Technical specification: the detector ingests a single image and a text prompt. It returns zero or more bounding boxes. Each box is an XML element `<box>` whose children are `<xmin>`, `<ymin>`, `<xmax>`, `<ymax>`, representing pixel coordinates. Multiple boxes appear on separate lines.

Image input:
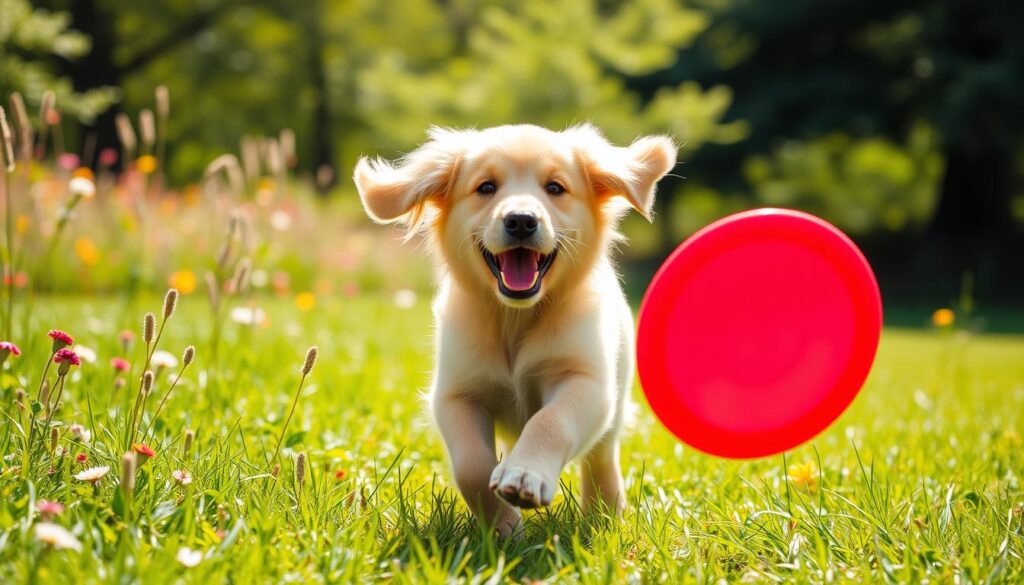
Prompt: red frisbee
<box><xmin>636</xmin><ymin>208</ymin><xmax>881</xmax><ymax>458</ymax></box>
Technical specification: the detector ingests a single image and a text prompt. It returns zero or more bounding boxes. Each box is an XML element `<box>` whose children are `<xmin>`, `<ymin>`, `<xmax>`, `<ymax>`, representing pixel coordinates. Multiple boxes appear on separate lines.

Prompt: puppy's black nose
<box><xmin>504</xmin><ymin>213</ymin><xmax>538</xmax><ymax>239</ymax></box>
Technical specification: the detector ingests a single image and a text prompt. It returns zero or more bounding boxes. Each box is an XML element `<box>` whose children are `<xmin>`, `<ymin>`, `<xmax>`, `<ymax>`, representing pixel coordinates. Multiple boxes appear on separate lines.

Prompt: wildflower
<box><xmin>74</xmin><ymin>466</ymin><xmax>110</xmax><ymax>484</ymax></box>
<box><xmin>132</xmin><ymin>443</ymin><xmax>155</xmax><ymax>465</ymax></box>
<box><xmin>69</xmin><ymin>424</ymin><xmax>92</xmax><ymax>443</ymax></box>
<box><xmin>270</xmin><ymin>210</ymin><xmax>292</xmax><ymax>231</ymax></box>
<box><xmin>143</xmin><ymin>313</ymin><xmax>156</xmax><ymax>344</ymax></box>
<box><xmin>334</xmin><ymin>469</ymin><xmax>347</xmax><ymax>481</ymax></box>
<box><xmin>302</xmin><ymin>346</ymin><xmax>318</xmax><ymax>376</ymax></box>
<box><xmin>53</xmin><ymin>348</ymin><xmax>81</xmax><ymax>375</ymax></box>
<box><xmin>111</xmin><ymin>357</ymin><xmax>130</xmax><ymax>372</ymax></box>
<box><xmin>75</xmin><ymin>453</ymin><xmax>87</xmax><ymax>464</ymax></box>
<box><xmin>74</xmin><ymin>238</ymin><xmax>100</xmax><ymax>266</ymax></box>
<box><xmin>151</xmin><ymin>350</ymin><xmax>178</xmax><ymax>370</ymax></box>
<box><xmin>98</xmin><ymin>147</ymin><xmax>119</xmax><ymax>167</ymax></box>
<box><xmin>230</xmin><ymin>306</ymin><xmax>266</xmax><ymax>326</ymax></box>
<box><xmin>176</xmin><ymin>547</ymin><xmax>203</xmax><ymax>567</ymax></box>
<box><xmin>163</xmin><ymin>288</ymin><xmax>179</xmax><ymax>320</ymax></box>
<box><xmin>68</xmin><ymin>176</ymin><xmax>96</xmax><ymax>199</ymax></box>
<box><xmin>115</xmin><ymin>329</ymin><xmax>133</xmax><ymax>349</ymax></box>
<box><xmin>393</xmin><ymin>289</ymin><xmax>417</xmax><ymax>309</ymax></box>
<box><xmin>36</xmin><ymin>501</ymin><xmax>65</xmax><ymax>517</ymax></box>
<box><xmin>57</xmin><ymin>153</ymin><xmax>79</xmax><ymax>171</ymax></box>
<box><xmin>295</xmin><ymin>292</ymin><xmax>316</xmax><ymax>311</ymax></box>
<box><xmin>74</xmin><ymin>345</ymin><xmax>97</xmax><ymax>364</ymax></box>
<box><xmin>787</xmin><ymin>461</ymin><xmax>818</xmax><ymax>491</ymax></box>
<box><xmin>48</xmin><ymin>330</ymin><xmax>74</xmax><ymax>352</ymax></box>
<box><xmin>136</xmin><ymin>155</ymin><xmax>157</xmax><ymax>174</ymax></box>
<box><xmin>0</xmin><ymin>341</ymin><xmax>21</xmax><ymax>363</ymax></box>
<box><xmin>168</xmin><ymin>270</ymin><xmax>196</xmax><ymax>295</ymax></box>
<box><xmin>172</xmin><ymin>469</ymin><xmax>193</xmax><ymax>485</ymax></box>
<box><xmin>932</xmin><ymin>308</ymin><xmax>955</xmax><ymax>328</ymax></box>
<box><xmin>34</xmin><ymin>522</ymin><xmax>82</xmax><ymax>552</ymax></box>
<box><xmin>121</xmin><ymin>453</ymin><xmax>136</xmax><ymax>493</ymax></box>
<box><xmin>182</xmin><ymin>345</ymin><xmax>195</xmax><ymax>367</ymax></box>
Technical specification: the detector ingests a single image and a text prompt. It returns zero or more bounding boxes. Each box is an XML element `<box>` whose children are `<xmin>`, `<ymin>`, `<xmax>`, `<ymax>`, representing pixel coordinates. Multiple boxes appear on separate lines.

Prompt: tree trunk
<box><xmin>305</xmin><ymin>0</ymin><xmax>336</xmax><ymax>195</ymax></box>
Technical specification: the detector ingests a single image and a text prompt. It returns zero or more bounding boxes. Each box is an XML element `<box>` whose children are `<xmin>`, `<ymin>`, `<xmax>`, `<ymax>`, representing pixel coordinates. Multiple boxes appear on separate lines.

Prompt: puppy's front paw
<box><xmin>489</xmin><ymin>463</ymin><xmax>556</xmax><ymax>509</ymax></box>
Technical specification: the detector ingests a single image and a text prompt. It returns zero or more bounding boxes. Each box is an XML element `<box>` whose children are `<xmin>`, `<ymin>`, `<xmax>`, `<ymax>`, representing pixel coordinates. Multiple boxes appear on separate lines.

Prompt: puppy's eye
<box><xmin>545</xmin><ymin>181</ymin><xmax>566</xmax><ymax>195</ymax></box>
<box><xmin>476</xmin><ymin>181</ymin><xmax>497</xmax><ymax>195</ymax></box>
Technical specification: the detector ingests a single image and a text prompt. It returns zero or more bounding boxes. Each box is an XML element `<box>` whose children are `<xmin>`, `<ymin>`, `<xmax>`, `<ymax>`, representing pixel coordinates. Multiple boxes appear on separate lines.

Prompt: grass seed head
<box><xmin>143</xmin><ymin>312</ymin><xmax>156</xmax><ymax>343</ymax></box>
<box><xmin>121</xmin><ymin>453</ymin><xmax>136</xmax><ymax>494</ymax></box>
<box><xmin>232</xmin><ymin>257</ymin><xmax>251</xmax><ymax>295</ymax></box>
<box><xmin>302</xmin><ymin>346</ymin><xmax>318</xmax><ymax>376</ymax></box>
<box><xmin>39</xmin><ymin>91</ymin><xmax>55</xmax><ymax>126</ymax></box>
<box><xmin>182</xmin><ymin>345</ymin><xmax>195</xmax><ymax>367</ymax></box>
<box><xmin>205</xmin><ymin>271</ymin><xmax>219</xmax><ymax>307</ymax></box>
<box><xmin>139</xmin><ymin>109</ymin><xmax>155</xmax><ymax>149</ymax></box>
<box><xmin>115</xmin><ymin>113</ymin><xmax>137</xmax><ymax>155</ymax></box>
<box><xmin>163</xmin><ymin>288</ymin><xmax>179</xmax><ymax>320</ymax></box>
<box><xmin>271</xmin><ymin>463</ymin><xmax>280</xmax><ymax>479</ymax></box>
<box><xmin>9</xmin><ymin>93</ymin><xmax>32</xmax><ymax>162</ymax></box>
<box><xmin>295</xmin><ymin>452</ymin><xmax>306</xmax><ymax>489</ymax></box>
<box><xmin>50</xmin><ymin>427</ymin><xmax>59</xmax><ymax>452</ymax></box>
<box><xmin>143</xmin><ymin>370</ymin><xmax>154</xmax><ymax>392</ymax></box>
<box><xmin>183</xmin><ymin>429</ymin><xmax>195</xmax><ymax>455</ymax></box>
<box><xmin>0</xmin><ymin>106</ymin><xmax>15</xmax><ymax>172</ymax></box>
<box><xmin>155</xmin><ymin>85</ymin><xmax>170</xmax><ymax>120</ymax></box>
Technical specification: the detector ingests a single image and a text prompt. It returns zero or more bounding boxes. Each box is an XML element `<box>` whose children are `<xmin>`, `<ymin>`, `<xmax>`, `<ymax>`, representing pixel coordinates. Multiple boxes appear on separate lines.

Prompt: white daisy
<box><xmin>34</xmin><ymin>522</ymin><xmax>82</xmax><ymax>551</ymax></box>
<box><xmin>74</xmin><ymin>465</ymin><xmax>110</xmax><ymax>484</ymax></box>
<box><xmin>176</xmin><ymin>546</ymin><xmax>203</xmax><ymax>567</ymax></box>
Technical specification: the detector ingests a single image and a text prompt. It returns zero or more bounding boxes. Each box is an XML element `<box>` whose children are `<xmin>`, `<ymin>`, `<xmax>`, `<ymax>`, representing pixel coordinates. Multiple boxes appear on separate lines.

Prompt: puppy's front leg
<box><xmin>432</xmin><ymin>395</ymin><xmax>522</xmax><ymax>536</ymax></box>
<box><xmin>490</xmin><ymin>375</ymin><xmax>612</xmax><ymax>509</ymax></box>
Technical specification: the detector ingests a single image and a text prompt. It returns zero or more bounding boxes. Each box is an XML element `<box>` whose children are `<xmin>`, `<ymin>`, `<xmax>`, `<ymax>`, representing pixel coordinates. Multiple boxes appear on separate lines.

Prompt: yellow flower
<box><xmin>72</xmin><ymin>167</ymin><xmax>95</xmax><ymax>181</ymax></box>
<box><xmin>74</xmin><ymin>237</ymin><xmax>100</xmax><ymax>266</ymax></box>
<box><xmin>932</xmin><ymin>308</ymin><xmax>955</xmax><ymax>327</ymax></box>
<box><xmin>136</xmin><ymin>155</ymin><xmax>158</xmax><ymax>174</ymax></box>
<box><xmin>295</xmin><ymin>291</ymin><xmax>316</xmax><ymax>311</ymax></box>
<box><xmin>15</xmin><ymin>215</ymin><xmax>30</xmax><ymax>234</ymax></box>
<box><xmin>168</xmin><ymin>270</ymin><xmax>197</xmax><ymax>295</ymax></box>
<box><xmin>787</xmin><ymin>461</ymin><xmax>818</xmax><ymax>491</ymax></box>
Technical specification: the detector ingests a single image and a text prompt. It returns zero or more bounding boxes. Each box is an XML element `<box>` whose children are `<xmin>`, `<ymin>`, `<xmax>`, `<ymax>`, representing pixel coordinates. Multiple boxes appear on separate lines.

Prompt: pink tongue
<box><xmin>498</xmin><ymin>249</ymin><xmax>540</xmax><ymax>291</ymax></box>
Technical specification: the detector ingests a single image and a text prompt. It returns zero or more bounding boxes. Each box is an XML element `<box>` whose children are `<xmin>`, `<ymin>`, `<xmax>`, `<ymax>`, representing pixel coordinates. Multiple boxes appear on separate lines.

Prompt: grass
<box><xmin>0</xmin><ymin>293</ymin><xmax>1022</xmax><ymax>583</ymax></box>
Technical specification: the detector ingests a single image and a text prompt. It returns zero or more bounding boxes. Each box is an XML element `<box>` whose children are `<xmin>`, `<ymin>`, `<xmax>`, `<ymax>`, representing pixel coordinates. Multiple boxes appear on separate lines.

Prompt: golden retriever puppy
<box><xmin>353</xmin><ymin>124</ymin><xmax>676</xmax><ymax>535</ymax></box>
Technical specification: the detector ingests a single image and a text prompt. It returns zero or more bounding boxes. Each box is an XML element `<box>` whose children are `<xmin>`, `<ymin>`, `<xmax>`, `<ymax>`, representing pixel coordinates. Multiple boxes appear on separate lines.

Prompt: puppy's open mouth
<box><xmin>481</xmin><ymin>246</ymin><xmax>557</xmax><ymax>299</ymax></box>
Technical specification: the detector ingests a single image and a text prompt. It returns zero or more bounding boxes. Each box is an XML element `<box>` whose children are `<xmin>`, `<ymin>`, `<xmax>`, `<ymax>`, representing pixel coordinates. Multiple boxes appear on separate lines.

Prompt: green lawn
<box><xmin>1</xmin><ymin>294</ymin><xmax>1022</xmax><ymax>583</ymax></box>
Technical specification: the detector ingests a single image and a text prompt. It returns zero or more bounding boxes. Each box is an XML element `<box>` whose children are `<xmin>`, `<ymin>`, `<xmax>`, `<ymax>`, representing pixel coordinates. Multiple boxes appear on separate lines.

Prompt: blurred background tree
<box><xmin>6</xmin><ymin>0</ymin><xmax>1024</xmax><ymax>311</ymax></box>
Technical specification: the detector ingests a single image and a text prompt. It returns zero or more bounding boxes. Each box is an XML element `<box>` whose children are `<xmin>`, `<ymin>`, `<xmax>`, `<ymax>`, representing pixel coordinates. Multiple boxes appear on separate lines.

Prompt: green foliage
<box><xmin>0</xmin><ymin>0</ymin><xmax>117</xmax><ymax>122</ymax></box>
<box><xmin>744</xmin><ymin>124</ymin><xmax>943</xmax><ymax>233</ymax></box>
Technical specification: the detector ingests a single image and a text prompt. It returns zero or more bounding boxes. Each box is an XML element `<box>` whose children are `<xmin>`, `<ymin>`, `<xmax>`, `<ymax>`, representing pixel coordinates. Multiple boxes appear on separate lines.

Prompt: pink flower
<box><xmin>36</xmin><ymin>501</ymin><xmax>65</xmax><ymax>517</ymax></box>
<box><xmin>111</xmin><ymin>357</ymin><xmax>130</xmax><ymax>372</ymax></box>
<box><xmin>132</xmin><ymin>443</ymin><xmax>155</xmax><ymax>465</ymax></box>
<box><xmin>98</xmin><ymin>148</ymin><xmax>119</xmax><ymax>167</ymax></box>
<box><xmin>75</xmin><ymin>453</ymin><xmax>87</xmax><ymax>464</ymax></box>
<box><xmin>0</xmin><ymin>341</ymin><xmax>20</xmax><ymax>361</ymax></box>
<box><xmin>53</xmin><ymin>348</ymin><xmax>81</xmax><ymax>366</ymax></box>
<box><xmin>57</xmin><ymin>153</ymin><xmax>80</xmax><ymax>171</ymax></box>
<box><xmin>47</xmin><ymin>330</ymin><xmax>74</xmax><ymax>351</ymax></box>
<box><xmin>53</xmin><ymin>348</ymin><xmax>81</xmax><ymax>375</ymax></box>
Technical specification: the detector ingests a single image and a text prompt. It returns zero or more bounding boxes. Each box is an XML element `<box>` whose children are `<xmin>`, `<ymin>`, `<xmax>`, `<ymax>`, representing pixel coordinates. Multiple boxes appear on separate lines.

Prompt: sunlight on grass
<box><xmin>1</xmin><ymin>295</ymin><xmax>1021</xmax><ymax>582</ymax></box>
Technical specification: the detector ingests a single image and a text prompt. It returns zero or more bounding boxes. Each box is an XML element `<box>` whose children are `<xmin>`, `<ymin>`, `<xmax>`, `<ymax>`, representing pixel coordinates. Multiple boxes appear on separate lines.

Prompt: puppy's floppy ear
<box><xmin>353</xmin><ymin>127</ymin><xmax>464</xmax><ymax>226</ymax></box>
<box><xmin>571</xmin><ymin>124</ymin><xmax>677</xmax><ymax>221</ymax></box>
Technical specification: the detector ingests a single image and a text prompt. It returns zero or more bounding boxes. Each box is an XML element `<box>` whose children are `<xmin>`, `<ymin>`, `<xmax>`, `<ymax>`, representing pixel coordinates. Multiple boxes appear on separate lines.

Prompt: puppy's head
<box><xmin>354</xmin><ymin>124</ymin><xmax>676</xmax><ymax>308</ymax></box>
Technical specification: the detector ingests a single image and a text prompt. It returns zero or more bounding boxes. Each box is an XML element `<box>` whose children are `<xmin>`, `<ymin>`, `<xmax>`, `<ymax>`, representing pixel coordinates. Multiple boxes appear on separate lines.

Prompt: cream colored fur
<box><xmin>354</xmin><ymin>124</ymin><xmax>676</xmax><ymax>536</ymax></box>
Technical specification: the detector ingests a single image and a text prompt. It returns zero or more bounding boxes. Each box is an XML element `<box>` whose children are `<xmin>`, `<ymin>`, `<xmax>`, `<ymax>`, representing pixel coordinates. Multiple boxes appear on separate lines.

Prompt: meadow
<box><xmin>0</xmin><ymin>294</ymin><xmax>1022</xmax><ymax>583</ymax></box>
<box><xmin>0</xmin><ymin>94</ymin><xmax>1022</xmax><ymax>583</ymax></box>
